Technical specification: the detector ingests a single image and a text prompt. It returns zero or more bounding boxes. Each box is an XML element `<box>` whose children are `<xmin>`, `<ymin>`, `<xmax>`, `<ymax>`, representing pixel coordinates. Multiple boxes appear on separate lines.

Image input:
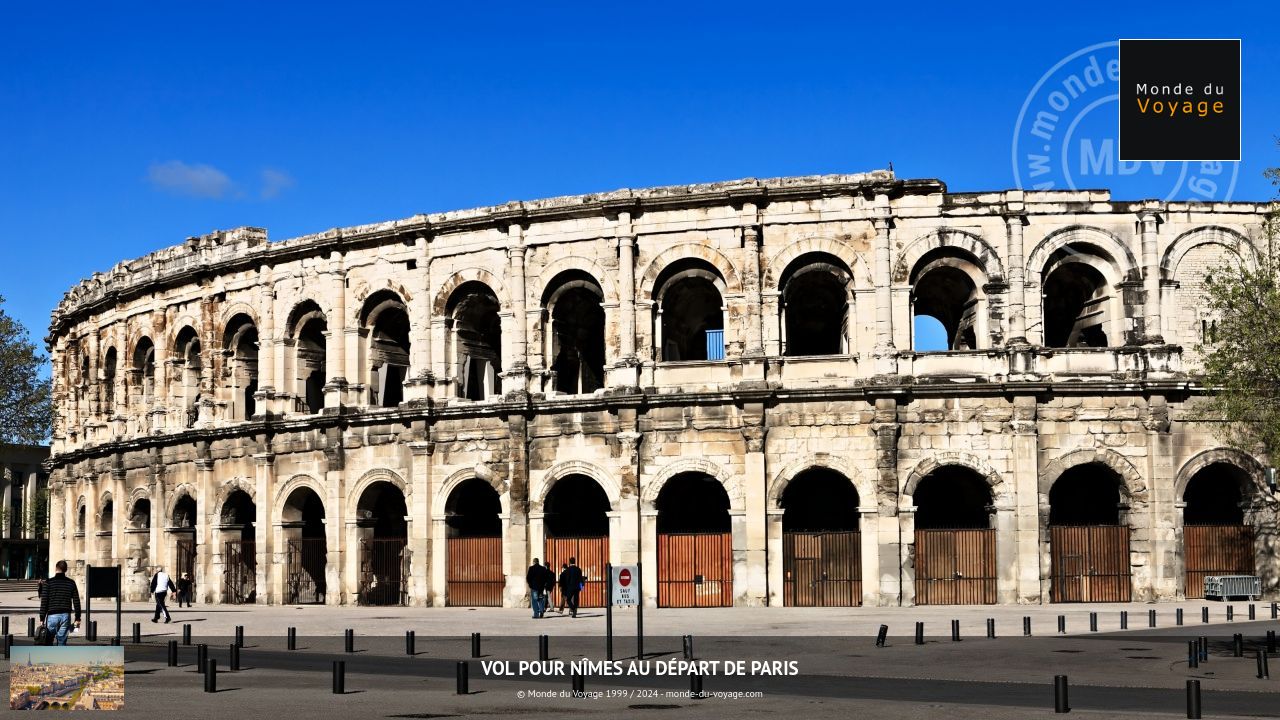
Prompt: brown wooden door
<box><xmin>222</xmin><ymin>540</ymin><xmax>256</xmax><ymax>604</ymax></box>
<box><xmin>1184</xmin><ymin>525</ymin><xmax>1255</xmax><ymax>599</ymax></box>
<box><xmin>446</xmin><ymin>536</ymin><xmax>504</xmax><ymax>607</ymax></box>
<box><xmin>360</xmin><ymin>538</ymin><xmax>408</xmax><ymax>606</ymax></box>
<box><xmin>544</xmin><ymin>536</ymin><xmax>608</xmax><ymax>608</ymax></box>
<box><xmin>783</xmin><ymin>531</ymin><xmax>862</xmax><ymax>607</ymax></box>
<box><xmin>915</xmin><ymin>529</ymin><xmax>996</xmax><ymax>605</ymax></box>
<box><xmin>1050</xmin><ymin>525</ymin><xmax>1131</xmax><ymax>602</ymax></box>
<box><xmin>658</xmin><ymin>532</ymin><xmax>732</xmax><ymax>607</ymax></box>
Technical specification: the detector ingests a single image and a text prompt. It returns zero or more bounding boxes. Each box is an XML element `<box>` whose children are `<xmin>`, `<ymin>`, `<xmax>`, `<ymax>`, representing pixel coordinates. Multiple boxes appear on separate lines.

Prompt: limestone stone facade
<box><xmin>44</xmin><ymin>171</ymin><xmax>1280</xmax><ymax>606</ymax></box>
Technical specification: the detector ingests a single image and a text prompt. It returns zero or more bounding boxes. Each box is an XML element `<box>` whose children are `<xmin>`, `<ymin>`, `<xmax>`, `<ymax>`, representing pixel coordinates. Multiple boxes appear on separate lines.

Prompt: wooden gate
<box><xmin>657</xmin><ymin>532</ymin><xmax>732</xmax><ymax>608</ymax></box>
<box><xmin>544</xmin><ymin>536</ymin><xmax>608</xmax><ymax>608</ymax></box>
<box><xmin>222</xmin><ymin>540</ymin><xmax>256</xmax><ymax>604</ymax></box>
<box><xmin>914</xmin><ymin>529</ymin><xmax>997</xmax><ymax>605</ymax></box>
<box><xmin>1050</xmin><ymin>525</ymin><xmax>1132</xmax><ymax>602</ymax></box>
<box><xmin>359</xmin><ymin>538</ymin><xmax>408</xmax><ymax>606</ymax></box>
<box><xmin>285</xmin><ymin>538</ymin><xmax>327</xmax><ymax>605</ymax></box>
<box><xmin>1184</xmin><ymin>525</ymin><xmax>1255</xmax><ymax>599</ymax></box>
<box><xmin>783</xmin><ymin>531</ymin><xmax>862</xmax><ymax>607</ymax></box>
<box><xmin>175</xmin><ymin>536</ymin><xmax>196</xmax><ymax>582</ymax></box>
<box><xmin>446</xmin><ymin>536</ymin><xmax>504</xmax><ymax>607</ymax></box>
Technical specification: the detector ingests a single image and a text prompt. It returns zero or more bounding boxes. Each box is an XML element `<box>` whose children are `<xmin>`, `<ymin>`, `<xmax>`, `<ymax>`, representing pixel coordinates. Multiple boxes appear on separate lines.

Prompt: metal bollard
<box><xmin>1233</xmin><ymin>633</ymin><xmax>1244</xmax><ymax>657</ymax></box>
<box><xmin>167</xmin><ymin>640</ymin><xmax>178</xmax><ymax>667</ymax></box>
<box><xmin>235</xmin><ymin>625</ymin><xmax>244</xmax><ymax>648</ymax></box>
<box><xmin>1024</xmin><ymin>616</ymin><xmax>1032</xmax><ymax>636</ymax></box>
<box><xmin>1249</xmin><ymin>604</ymin><xmax>1256</xmax><ymax>620</ymax></box>
<box><xmin>2</xmin><ymin>633</ymin><xmax>10</xmax><ymax>660</ymax></box>
<box><xmin>1177</xmin><ymin>608</ymin><xmax>1184</xmax><ymax>626</ymax></box>
<box><xmin>183</xmin><ymin>624</ymin><xmax>192</xmax><ymax>645</ymax></box>
<box><xmin>1268</xmin><ymin>630</ymin><xmax>1277</xmax><ymax>655</ymax></box>
<box><xmin>1228</xmin><ymin>606</ymin><xmax>1234</xmax><ymax>622</ymax></box>
<box><xmin>690</xmin><ymin>673</ymin><xmax>703</xmax><ymax>698</ymax></box>
<box><xmin>1150</xmin><ymin>609</ymin><xmax>1157</xmax><ymax>628</ymax></box>
<box><xmin>1186</xmin><ymin>679</ymin><xmax>1201</xmax><ymax>719</ymax></box>
<box><xmin>1258</xmin><ymin>649</ymin><xmax>1270</xmax><ymax>679</ymax></box>
<box><xmin>1202</xmin><ymin>607</ymin><xmax>1209</xmax><ymax>624</ymax></box>
<box><xmin>572</xmin><ymin>672</ymin><xmax>585</xmax><ymax>694</ymax></box>
<box><xmin>538</xmin><ymin>634</ymin><xmax>549</xmax><ymax>661</ymax></box>
<box><xmin>1090</xmin><ymin>612</ymin><xmax>1098</xmax><ymax>632</ymax></box>
<box><xmin>230</xmin><ymin>643</ymin><xmax>240</xmax><ymax>671</ymax></box>
<box><xmin>875</xmin><ymin>624</ymin><xmax>888</xmax><ymax>648</ymax></box>
<box><xmin>682</xmin><ymin>635</ymin><xmax>693</xmax><ymax>660</ymax></box>
<box><xmin>951</xmin><ymin>619</ymin><xmax>960</xmax><ymax>642</ymax></box>
<box><xmin>456</xmin><ymin>661</ymin><xmax>469</xmax><ymax>695</ymax></box>
<box><xmin>204</xmin><ymin>659</ymin><xmax>217</xmax><ymax>693</ymax></box>
<box><xmin>132</xmin><ymin>622</ymin><xmax>141</xmax><ymax>644</ymax></box>
<box><xmin>197</xmin><ymin>644</ymin><xmax>208</xmax><ymax>674</ymax></box>
<box><xmin>1</xmin><ymin>616</ymin><xmax>7</xmax><ymax>636</ymax></box>
<box><xmin>344</xmin><ymin>628</ymin><xmax>354</xmax><ymax>653</ymax></box>
<box><xmin>1272</xmin><ymin>602</ymin><xmax>1278</xmax><ymax>620</ymax></box>
<box><xmin>1188</xmin><ymin>640</ymin><xmax>1198</xmax><ymax>668</ymax></box>
<box><xmin>332</xmin><ymin>660</ymin><xmax>345</xmax><ymax>694</ymax></box>
<box><xmin>915</xmin><ymin>622</ymin><xmax>924</xmax><ymax>645</ymax></box>
<box><xmin>471</xmin><ymin>632</ymin><xmax>481</xmax><ymax>658</ymax></box>
<box><xmin>986</xmin><ymin>618</ymin><xmax>995</xmax><ymax>639</ymax></box>
<box><xmin>1053</xmin><ymin>675</ymin><xmax>1069</xmax><ymax>713</ymax></box>
<box><xmin>1199</xmin><ymin>636</ymin><xmax>1208</xmax><ymax>662</ymax></box>
<box><xmin>28</xmin><ymin>617</ymin><xmax>35</xmax><ymax>637</ymax></box>
<box><xmin>1058</xmin><ymin>615</ymin><xmax>1066</xmax><ymax>634</ymax></box>
<box><xmin>88</xmin><ymin>620</ymin><xmax>97</xmax><ymax>641</ymax></box>
<box><xmin>1120</xmin><ymin>611</ymin><xmax>1128</xmax><ymax>630</ymax></box>
<box><xmin>287</xmin><ymin>627</ymin><xmax>297</xmax><ymax>651</ymax></box>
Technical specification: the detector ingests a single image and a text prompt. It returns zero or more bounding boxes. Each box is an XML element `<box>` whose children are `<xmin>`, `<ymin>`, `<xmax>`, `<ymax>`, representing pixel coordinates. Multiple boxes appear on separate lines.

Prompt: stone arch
<box><xmin>893</xmin><ymin>228</ymin><xmax>1006</xmax><ymax>284</ymax></box>
<box><xmin>75</xmin><ymin>495</ymin><xmax>87</xmax><ymax>532</ymax></box>
<box><xmin>902</xmin><ymin>452</ymin><xmax>1012</xmax><ymax>507</ymax></box>
<box><xmin>212</xmin><ymin>477</ymin><xmax>257</xmax><ymax>524</ymax></box>
<box><xmin>283</xmin><ymin>298</ymin><xmax>332</xmax><ymax>336</ymax></box>
<box><xmin>432</xmin><ymin>267</ymin><xmax>508</xmax><ymax>314</ymax></box>
<box><xmin>765</xmin><ymin>235</ymin><xmax>871</xmax><ymax>291</ymax></box>
<box><xmin>217</xmin><ymin>302</ymin><xmax>260</xmax><ymax>330</ymax></box>
<box><xmin>350</xmin><ymin>278</ymin><xmax>413</xmax><ymax>328</ymax></box>
<box><xmin>537</xmin><ymin>255</ymin><xmax>619</xmax><ymax>305</ymax></box>
<box><xmin>638</xmin><ymin>243</ymin><xmax>743</xmax><ymax>300</ymax></box>
<box><xmin>768</xmin><ymin>454</ymin><xmax>874</xmax><ymax>510</ymax></box>
<box><xmin>127</xmin><ymin>486</ymin><xmax>152</xmax><ymax>529</ymax></box>
<box><xmin>534</xmin><ymin>460</ymin><xmax>621</xmax><ymax>512</ymax></box>
<box><xmin>347</xmin><ymin>468</ymin><xmax>411</xmax><ymax>511</ymax></box>
<box><xmin>1161</xmin><ymin>226</ymin><xmax>1256</xmax><ymax>282</ymax></box>
<box><xmin>1026</xmin><ymin>225</ymin><xmax>1140</xmax><ymax>282</ymax></box>
<box><xmin>274</xmin><ymin>473</ymin><xmax>329</xmax><ymax>516</ymax></box>
<box><xmin>641</xmin><ymin>457</ymin><xmax>743</xmax><ymax>510</ymax></box>
<box><xmin>1038</xmin><ymin>448</ymin><xmax>1147</xmax><ymax>500</ymax></box>
<box><xmin>165</xmin><ymin>483</ymin><xmax>198</xmax><ymax>526</ymax></box>
<box><xmin>1174</xmin><ymin>447</ymin><xmax>1268</xmax><ymax>499</ymax></box>
<box><xmin>168</xmin><ymin>318</ymin><xmax>202</xmax><ymax>356</ymax></box>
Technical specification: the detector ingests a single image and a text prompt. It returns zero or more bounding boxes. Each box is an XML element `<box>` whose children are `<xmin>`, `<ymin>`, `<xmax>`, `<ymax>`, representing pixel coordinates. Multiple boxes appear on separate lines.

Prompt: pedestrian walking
<box><xmin>555</xmin><ymin>563</ymin><xmax>569</xmax><ymax>613</ymax></box>
<box><xmin>559</xmin><ymin>557</ymin><xmax>585</xmax><ymax>618</ymax></box>
<box><xmin>527</xmin><ymin>558</ymin><xmax>551</xmax><ymax>619</ymax></box>
<box><xmin>150</xmin><ymin>566</ymin><xmax>177</xmax><ymax>623</ymax></box>
<box><xmin>176</xmin><ymin>572</ymin><xmax>194</xmax><ymax>607</ymax></box>
<box><xmin>39</xmin><ymin>560</ymin><xmax>81</xmax><ymax>645</ymax></box>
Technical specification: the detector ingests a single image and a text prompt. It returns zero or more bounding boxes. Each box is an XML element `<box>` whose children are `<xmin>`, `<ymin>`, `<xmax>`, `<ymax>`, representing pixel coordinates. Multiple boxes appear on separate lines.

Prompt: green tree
<box><xmin>0</xmin><ymin>295</ymin><xmax>52</xmax><ymax>444</ymax></box>
<box><xmin>1197</xmin><ymin>165</ymin><xmax>1280</xmax><ymax>460</ymax></box>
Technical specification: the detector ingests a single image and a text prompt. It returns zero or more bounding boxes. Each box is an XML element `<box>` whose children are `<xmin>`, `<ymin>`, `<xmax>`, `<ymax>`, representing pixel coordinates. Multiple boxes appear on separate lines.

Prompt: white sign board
<box><xmin>611</xmin><ymin>564</ymin><xmax>639</xmax><ymax>606</ymax></box>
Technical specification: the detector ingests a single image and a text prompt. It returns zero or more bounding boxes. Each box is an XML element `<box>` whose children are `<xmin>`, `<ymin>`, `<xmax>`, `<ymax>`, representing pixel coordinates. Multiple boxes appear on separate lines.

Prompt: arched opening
<box><xmin>96</xmin><ymin>498</ymin><xmax>114</xmax><ymax>564</ymax></box>
<box><xmin>656</xmin><ymin>472</ymin><xmax>732</xmax><ymax>607</ymax></box>
<box><xmin>288</xmin><ymin>302</ymin><xmax>328</xmax><ymax>414</ymax></box>
<box><xmin>1048</xmin><ymin>463</ymin><xmax>1131</xmax><ymax>602</ymax></box>
<box><xmin>1182</xmin><ymin>462</ymin><xmax>1256</xmax><ymax>598</ymax></box>
<box><xmin>223</xmin><ymin>315</ymin><xmax>259</xmax><ymax>421</ymax></box>
<box><xmin>102</xmin><ymin>347</ymin><xmax>117</xmax><ymax>415</ymax></box>
<box><xmin>282</xmin><ymin>487</ymin><xmax>327</xmax><ymax>604</ymax></box>
<box><xmin>447</xmin><ymin>282</ymin><xmax>502</xmax><ymax>400</ymax></box>
<box><xmin>543</xmin><ymin>272</ymin><xmax>606</xmax><ymax>395</ymax></box>
<box><xmin>172</xmin><ymin>326</ymin><xmax>203</xmax><ymax>428</ymax></box>
<box><xmin>218</xmin><ymin>489</ymin><xmax>256</xmax><ymax>604</ymax></box>
<box><xmin>780</xmin><ymin>469</ymin><xmax>861</xmax><ymax>606</ymax></box>
<box><xmin>125</xmin><ymin>498</ymin><xmax>151</xmax><ymax>600</ymax></box>
<box><xmin>911</xmin><ymin>251</ymin><xmax>983</xmax><ymax>351</ymax></box>
<box><xmin>543</xmin><ymin>474</ymin><xmax>610</xmax><ymax>607</ymax></box>
<box><xmin>445</xmin><ymin>478</ymin><xmax>504</xmax><ymax>606</ymax></box>
<box><xmin>361</xmin><ymin>292</ymin><xmax>411</xmax><ymax>408</ymax></box>
<box><xmin>780</xmin><ymin>254</ymin><xmax>852</xmax><ymax>356</ymax></box>
<box><xmin>131</xmin><ymin>337</ymin><xmax>156</xmax><ymax>408</ymax></box>
<box><xmin>655</xmin><ymin>260</ymin><xmax>725</xmax><ymax>362</ymax></box>
<box><xmin>129</xmin><ymin>499</ymin><xmax>151</xmax><ymax>530</ymax></box>
<box><xmin>1042</xmin><ymin>247</ymin><xmax>1117</xmax><ymax>348</ymax></box>
<box><xmin>356</xmin><ymin>482</ymin><xmax>408</xmax><ymax>606</ymax></box>
<box><xmin>912</xmin><ymin>466</ymin><xmax>997</xmax><ymax>604</ymax></box>
<box><xmin>170</xmin><ymin>493</ymin><xmax>197</xmax><ymax>592</ymax></box>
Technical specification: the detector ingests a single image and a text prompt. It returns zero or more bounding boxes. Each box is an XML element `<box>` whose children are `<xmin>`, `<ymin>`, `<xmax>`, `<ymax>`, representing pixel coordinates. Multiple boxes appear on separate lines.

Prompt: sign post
<box><xmin>85</xmin><ymin>564</ymin><xmax>122</xmax><ymax>644</ymax></box>
<box><xmin>610</xmin><ymin>563</ymin><xmax>641</xmax><ymax>658</ymax></box>
<box><xmin>605</xmin><ymin>562</ymin><xmax>613</xmax><ymax>661</ymax></box>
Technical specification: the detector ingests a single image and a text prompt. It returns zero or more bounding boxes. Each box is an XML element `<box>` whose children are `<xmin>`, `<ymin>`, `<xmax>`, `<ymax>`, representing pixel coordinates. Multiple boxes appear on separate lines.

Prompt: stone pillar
<box><xmin>617</xmin><ymin>230</ymin><xmax>637</xmax><ymax>360</ymax></box>
<box><xmin>1007</xmin><ymin>396</ymin><xmax>1042</xmax><ymax>603</ymax></box>
<box><xmin>742</xmin><ymin>218</ymin><xmax>764</xmax><ymax>357</ymax></box>
<box><xmin>324</xmin><ymin>443</ymin><xmax>346</xmax><ymax>605</ymax></box>
<box><xmin>254</xmin><ymin>453</ymin><xmax>274</xmax><ymax>604</ymax></box>
<box><xmin>871</xmin><ymin>195</ymin><xmax>897</xmax><ymax>374</ymax></box>
<box><xmin>324</xmin><ymin>253</ymin><xmax>348</xmax><ymax>409</ymax></box>
<box><xmin>150</xmin><ymin>469</ymin><xmax>165</xmax><ymax>586</ymax></box>
<box><xmin>897</xmin><ymin>506</ymin><xmax>916</xmax><ymax>606</ymax></box>
<box><xmin>766</xmin><ymin>509</ymin><xmax>783</xmax><ymax>606</ymax></box>
<box><xmin>994</xmin><ymin>504</ymin><xmax>1018</xmax><ymax>604</ymax></box>
<box><xmin>195</xmin><ymin>459</ymin><xmax>213</xmax><ymax>602</ymax></box>
<box><xmin>858</xmin><ymin>506</ymin><xmax>881</xmax><ymax>606</ymax></box>
<box><xmin>1004</xmin><ymin>206</ymin><xmax>1029</xmax><ymax>344</ymax></box>
<box><xmin>48</xmin><ymin>478</ymin><xmax>64</xmax><ymax>570</ymax></box>
<box><xmin>872</xmin><ymin>400</ymin><xmax>901</xmax><ymax>604</ymax></box>
<box><xmin>408</xmin><ymin>441</ymin><xmax>434</xmax><ymax>606</ymax></box>
<box><xmin>83</xmin><ymin>474</ymin><xmax>99</xmax><ymax>570</ymax></box>
<box><xmin>742</xmin><ymin>422</ymin><xmax>767</xmax><ymax>605</ymax></box>
<box><xmin>256</xmin><ymin>270</ymin><xmax>276</xmax><ymax>414</ymax></box>
<box><xmin>505</xmin><ymin>226</ymin><xmax>529</xmax><ymax>392</ymax></box>
<box><xmin>404</xmin><ymin>239</ymin><xmax>434</xmax><ymax>402</ymax></box>
<box><xmin>505</xmin><ymin>414</ymin><xmax>530</xmax><ymax>606</ymax></box>
<box><xmin>1144</xmin><ymin>394</ymin><xmax>1175</xmax><ymax>600</ymax></box>
<box><xmin>615</xmin><ymin>430</ymin><xmax>642</xmax><ymax>566</ymax></box>
<box><xmin>1139</xmin><ymin>205</ymin><xmax>1164</xmax><ymax>344</ymax></box>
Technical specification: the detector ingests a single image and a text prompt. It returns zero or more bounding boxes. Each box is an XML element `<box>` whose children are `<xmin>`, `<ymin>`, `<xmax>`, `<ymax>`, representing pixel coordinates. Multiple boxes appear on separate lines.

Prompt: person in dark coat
<box><xmin>558</xmin><ymin>557</ymin><xmax>585</xmax><ymax>618</ymax></box>
<box><xmin>526</xmin><ymin>558</ymin><xmax>550</xmax><ymax>619</ymax></box>
<box><xmin>176</xmin><ymin>573</ymin><xmax>194</xmax><ymax>607</ymax></box>
<box><xmin>39</xmin><ymin>560</ymin><xmax>81</xmax><ymax>645</ymax></box>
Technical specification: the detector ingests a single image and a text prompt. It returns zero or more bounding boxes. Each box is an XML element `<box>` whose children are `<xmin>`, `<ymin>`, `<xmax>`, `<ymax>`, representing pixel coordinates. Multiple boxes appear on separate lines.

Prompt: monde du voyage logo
<box><xmin>1120</xmin><ymin>39</ymin><xmax>1241</xmax><ymax>162</ymax></box>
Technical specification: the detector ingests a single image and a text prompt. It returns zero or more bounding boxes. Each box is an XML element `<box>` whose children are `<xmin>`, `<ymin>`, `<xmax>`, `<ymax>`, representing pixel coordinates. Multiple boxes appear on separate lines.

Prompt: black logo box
<box><xmin>1119</xmin><ymin>39</ymin><xmax>1240</xmax><ymax>162</ymax></box>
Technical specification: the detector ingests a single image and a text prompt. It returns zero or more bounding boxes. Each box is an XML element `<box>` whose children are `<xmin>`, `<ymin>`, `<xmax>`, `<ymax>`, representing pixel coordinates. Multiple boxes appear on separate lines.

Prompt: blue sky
<box><xmin>2</xmin><ymin>3</ymin><xmax>1277</xmax><ymax>353</ymax></box>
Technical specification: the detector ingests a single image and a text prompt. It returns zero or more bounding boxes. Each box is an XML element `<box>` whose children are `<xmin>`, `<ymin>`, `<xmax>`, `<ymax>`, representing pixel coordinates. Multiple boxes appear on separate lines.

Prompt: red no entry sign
<box><xmin>619</xmin><ymin>568</ymin><xmax>632</xmax><ymax>587</ymax></box>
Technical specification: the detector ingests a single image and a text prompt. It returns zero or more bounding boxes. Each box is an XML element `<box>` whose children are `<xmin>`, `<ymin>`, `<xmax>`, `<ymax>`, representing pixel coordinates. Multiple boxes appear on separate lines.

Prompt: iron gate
<box><xmin>783</xmin><ymin>531</ymin><xmax>862</xmax><ymax>607</ymax></box>
<box><xmin>222</xmin><ymin>540</ymin><xmax>256</xmax><ymax>604</ymax></box>
<box><xmin>544</xmin><ymin>536</ymin><xmax>608</xmax><ymax>608</ymax></box>
<box><xmin>657</xmin><ymin>532</ymin><xmax>732</xmax><ymax>608</ymax></box>
<box><xmin>285</xmin><ymin>538</ymin><xmax>327</xmax><ymax>604</ymax></box>
<box><xmin>1050</xmin><ymin>525</ymin><xmax>1132</xmax><ymax>602</ymax></box>
<box><xmin>446</xmin><ymin>537</ymin><xmax>504</xmax><ymax>607</ymax></box>
<box><xmin>175</xmin><ymin>536</ymin><xmax>196</xmax><ymax>583</ymax></box>
<box><xmin>1184</xmin><ymin>524</ymin><xmax>1255</xmax><ymax>599</ymax></box>
<box><xmin>914</xmin><ymin>529</ymin><xmax>997</xmax><ymax>605</ymax></box>
<box><xmin>359</xmin><ymin>538</ymin><xmax>408</xmax><ymax>606</ymax></box>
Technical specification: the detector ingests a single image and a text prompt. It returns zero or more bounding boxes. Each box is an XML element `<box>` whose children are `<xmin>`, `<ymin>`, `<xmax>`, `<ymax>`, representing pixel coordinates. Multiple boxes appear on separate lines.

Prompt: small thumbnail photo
<box><xmin>9</xmin><ymin>645</ymin><xmax>125</xmax><ymax>710</ymax></box>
